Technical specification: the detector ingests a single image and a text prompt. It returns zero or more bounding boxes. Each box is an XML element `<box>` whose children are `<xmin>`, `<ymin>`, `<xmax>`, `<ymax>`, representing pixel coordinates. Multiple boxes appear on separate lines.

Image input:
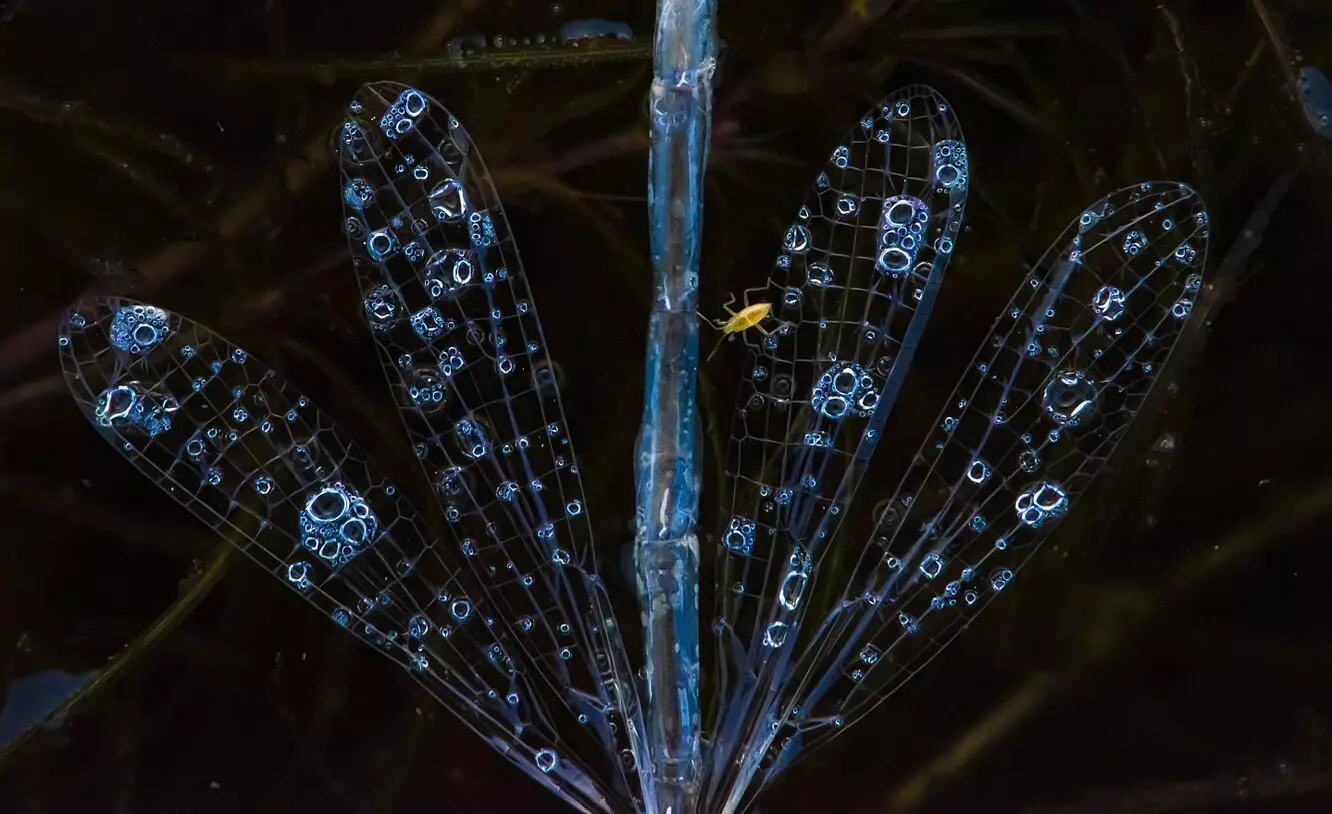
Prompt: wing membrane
<box><xmin>762</xmin><ymin>182</ymin><xmax>1210</xmax><ymax>780</ymax></box>
<box><xmin>335</xmin><ymin>83</ymin><xmax>643</xmax><ymax>807</ymax></box>
<box><xmin>59</xmin><ymin>298</ymin><xmax>622</xmax><ymax>813</ymax></box>
<box><xmin>707</xmin><ymin>86</ymin><xmax>968</xmax><ymax>805</ymax></box>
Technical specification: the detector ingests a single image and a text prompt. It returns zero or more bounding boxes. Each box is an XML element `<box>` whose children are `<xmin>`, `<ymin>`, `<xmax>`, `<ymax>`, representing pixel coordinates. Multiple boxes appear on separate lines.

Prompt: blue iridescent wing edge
<box><xmin>58</xmin><ymin>297</ymin><xmax>622</xmax><ymax>814</ymax></box>
<box><xmin>758</xmin><ymin>181</ymin><xmax>1210</xmax><ymax>788</ymax></box>
<box><xmin>705</xmin><ymin>85</ymin><xmax>969</xmax><ymax>809</ymax></box>
<box><xmin>336</xmin><ymin>82</ymin><xmax>646</xmax><ymax>809</ymax></box>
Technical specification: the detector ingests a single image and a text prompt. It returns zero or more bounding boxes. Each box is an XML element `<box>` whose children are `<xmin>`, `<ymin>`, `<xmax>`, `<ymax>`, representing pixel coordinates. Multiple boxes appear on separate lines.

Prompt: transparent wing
<box><xmin>706</xmin><ymin>86</ymin><xmax>968</xmax><ymax>803</ymax></box>
<box><xmin>335</xmin><ymin>83</ymin><xmax>643</xmax><ymax>807</ymax></box>
<box><xmin>762</xmin><ymin>182</ymin><xmax>1210</xmax><ymax>781</ymax></box>
<box><xmin>59</xmin><ymin>298</ymin><xmax>623</xmax><ymax>814</ymax></box>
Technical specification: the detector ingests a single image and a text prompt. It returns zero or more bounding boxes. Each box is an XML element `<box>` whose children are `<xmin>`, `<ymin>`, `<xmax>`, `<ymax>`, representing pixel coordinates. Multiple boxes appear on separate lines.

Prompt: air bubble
<box><xmin>1041</xmin><ymin>370</ymin><xmax>1096</xmax><ymax>426</ymax></box>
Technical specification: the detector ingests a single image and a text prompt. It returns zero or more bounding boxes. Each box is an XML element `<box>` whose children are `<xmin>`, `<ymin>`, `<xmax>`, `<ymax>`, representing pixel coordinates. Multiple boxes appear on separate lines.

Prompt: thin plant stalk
<box><xmin>634</xmin><ymin>0</ymin><xmax>718</xmax><ymax>811</ymax></box>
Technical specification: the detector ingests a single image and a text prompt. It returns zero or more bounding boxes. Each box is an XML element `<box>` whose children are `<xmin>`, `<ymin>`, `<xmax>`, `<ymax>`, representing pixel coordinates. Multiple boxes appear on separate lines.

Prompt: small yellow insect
<box><xmin>702</xmin><ymin>288</ymin><xmax>789</xmax><ymax>361</ymax></box>
<box><xmin>717</xmin><ymin>300</ymin><xmax>772</xmax><ymax>334</ymax></box>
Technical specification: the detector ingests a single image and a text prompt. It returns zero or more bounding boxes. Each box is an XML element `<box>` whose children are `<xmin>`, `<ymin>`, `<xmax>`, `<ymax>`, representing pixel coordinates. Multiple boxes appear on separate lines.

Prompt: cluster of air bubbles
<box><xmin>362</xmin><ymin>285</ymin><xmax>400</xmax><ymax>330</ymax></box>
<box><xmin>1041</xmin><ymin>370</ymin><xmax>1096</xmax><ymax>426</ymax></box>
<box><xmin>339</xmin><ymin>120</ymin><xmax>377</xmax><ymax>163</ymax></box>
<box><xmin>932</xmin><ymin>139</ymin><xmax>968</xmax><ymax>190</ymax></box>
<box><xmin>876</xmin><ymin>195</ymin><xmax>929</xmax><ymax>274</ymax></box>
<box><xmin>343</xmin><ymin>178</ymin><xmax>375</xmax><ymax>210</ymax></box>
<box><xmin>803</xmin><ymin>430</ymin><xmax>832</xmax><ymax>448</ymax></box>
<box><xmin>724</xmin><ymin>516</ymin><xmax>755</xmax><ymax>556</ymax></box>
<box><xmin>1078</xmin><ymin>200</ymin><xmax>1111</xmax><ymax>234</ymax></box>
<box><xmin>437</xmin><ymin>467</ymin><xmax>469</xmax><ymax>501</ymax></box>
<box><xmin>410</xmin><ymin>306</ymin><xmax>449</xmax><ymax>340</ymax></box>
<box><xmin>406</xmin><ymin>367</ymin><xmax>449</xmax><ymax>412</ymax></box>
<box><xmin>1092</xmin><ymin>284</ymin><xmax>1126</xmax><ymax>321</ymax></box>
<box><xmin>811</xmin><ymin>361</ymin><xmax>879</xmax><ymax>419</ymax></box>
<box><xmin>1171</xmin><ymin>273</ymin><xmax>1205</xmax><ymax>319</ymax></box>
<box><xmin>108</xmin><ymin>305</ymin><xmax>170</xmax><ymax>354</ymax></box>
<box><xmin>1014</xmin><ymin>481</ymin><xmax>1069</xmax><ymax>528</ymax></box>
<box><xmin>379</xmin><ymin>88</ymin><xmax>428</xmax><ymax>140</ymax></box>
<box><xmin>438</xmin><ymin>346</ymin><xmax>465</xmax><ymax>377</ymax></box>
<box><xmin>468</xmin><ymin>211</ymin><xmax>496</xmax><ymax>247</ymax></box>
<box><xmin>299</xmin><ymin>481</ymin><xmax>380</xmax><ymax>564</ymax></box>
<box><xmin>492</xmin><ymin>481</ymin><xmax>519</xmax><ymax>503</ymax></box>
<box><xmin>424</xmin><ymin>249</ymin><xmax>477</xmax><ymax>300</ymax></box>
<box><xmin>93</xmin><ymin>382</ymin><xmax>178</xmax><ymax>438</ymax></box>
<box><xmin>408</xmin><ymin>614</ymin><xmax>431</xmax><ymax>638</ymax></box>
<box><xmin>1122</xmin><ymin>230</ymin><xmax>1148</xmax><ymax>255</ymax></box>
<box><xmin>454</xmin><ymin>418</ymin><xmax>491</xmax><ymax>459</ymax></box>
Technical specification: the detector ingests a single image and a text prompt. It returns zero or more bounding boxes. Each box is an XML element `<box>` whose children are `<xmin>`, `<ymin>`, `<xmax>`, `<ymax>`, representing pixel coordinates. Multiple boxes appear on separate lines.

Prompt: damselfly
<box><xmin>59</xmin><ymin>82</ymin><xmax>1207</xmax><ymax>814</ymax></box>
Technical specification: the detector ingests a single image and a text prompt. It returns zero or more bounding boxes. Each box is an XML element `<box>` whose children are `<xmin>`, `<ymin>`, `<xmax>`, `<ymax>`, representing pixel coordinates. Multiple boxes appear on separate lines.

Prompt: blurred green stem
<box><xmin>183</xmin><ymin>41</ymin><xmax>650</xmax><ymax>83</ymax></box>
<box><xmin>0</xmin><ymin>75</ymin><xmax>216</xmax><ymax>176</ymax></box>
<box><xmin>0</xmin><ymin>542</ymin><xmax>234</xmax><ymax>766</ymax></box>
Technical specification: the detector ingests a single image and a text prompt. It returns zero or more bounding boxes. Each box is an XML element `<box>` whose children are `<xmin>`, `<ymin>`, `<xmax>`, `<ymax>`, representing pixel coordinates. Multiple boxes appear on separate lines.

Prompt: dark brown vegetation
<box><xmin>0</xmin><ymin>0</ymin><xmax>1329</xmax><ymax>811</ymax></box>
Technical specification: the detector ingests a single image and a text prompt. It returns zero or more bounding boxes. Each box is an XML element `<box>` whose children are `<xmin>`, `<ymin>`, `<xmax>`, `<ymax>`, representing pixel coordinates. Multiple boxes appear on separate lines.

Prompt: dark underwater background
<box><xmin>1</xmin><ymin>0</ymin><xmax>1330</xmax><ymax>811</ymax></box>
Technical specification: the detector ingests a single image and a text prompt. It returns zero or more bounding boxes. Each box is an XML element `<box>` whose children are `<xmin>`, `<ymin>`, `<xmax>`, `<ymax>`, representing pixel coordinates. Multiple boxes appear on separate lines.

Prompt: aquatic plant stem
<box><xmin>635</xmin><ymin>0</ymin><xmax>717</xmax><ymax>811</ymax></box>
<box><xmin>0</xmin><ymin>541</ymin><xmax>234</xmax><ymax>766</ymax></box>
<box><xmin>182</xmin><ymin>41</ymin><xmax>650</xmax><ymax>82</ymax></box>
